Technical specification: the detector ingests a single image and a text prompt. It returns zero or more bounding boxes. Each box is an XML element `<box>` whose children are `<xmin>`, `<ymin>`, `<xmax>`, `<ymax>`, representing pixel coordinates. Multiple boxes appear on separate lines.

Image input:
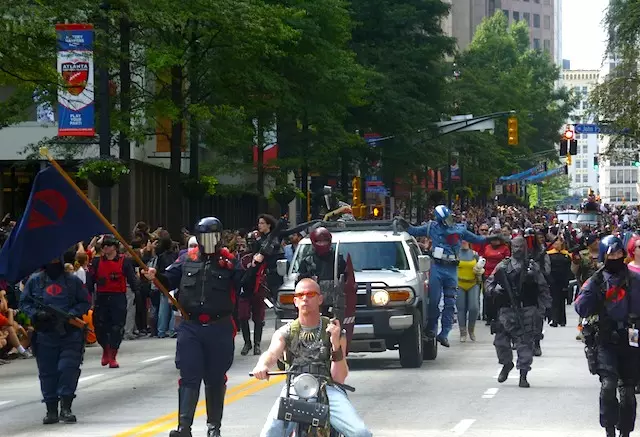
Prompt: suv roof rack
<box><xmin>320</xmin><ymin>220</ymin><xmax>399</xmax><ymax>233</ymax></box>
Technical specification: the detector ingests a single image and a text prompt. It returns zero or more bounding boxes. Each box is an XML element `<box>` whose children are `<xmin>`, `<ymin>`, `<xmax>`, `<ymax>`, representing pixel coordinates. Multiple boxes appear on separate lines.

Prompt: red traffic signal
<box><xmin>563</xmin><ymin>130</ymin><xmax>574</xmax><ymax>140</ymax></box>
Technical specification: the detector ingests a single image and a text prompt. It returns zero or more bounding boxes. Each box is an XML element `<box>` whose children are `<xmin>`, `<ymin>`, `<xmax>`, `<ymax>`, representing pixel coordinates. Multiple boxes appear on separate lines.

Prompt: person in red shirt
<box><xmin>472</xmin><ymin>224</ymin><xmax>490</xmax><ymax>256</ymax></box>
<box><xmin>482</xmin><ymin>233</ymin><xmax>511</xmax><ymax>324</ymax></box>
<box><xmin>87</xmin><ymin>235</ymin><xmax>139</xmax><ymax>368</ymax></box>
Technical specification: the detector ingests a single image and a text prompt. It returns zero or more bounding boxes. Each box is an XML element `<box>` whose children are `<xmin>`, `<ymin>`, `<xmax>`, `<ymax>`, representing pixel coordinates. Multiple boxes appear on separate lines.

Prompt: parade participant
<box><xmin>571</xmin><ymin>233</ymin><xmax>601</xmax><ymax>341</ymax></box>
<box><xmin>395</xmin><ymin>205</ymin><xmax>488</xmax><ymax>347</ymax></box>
<box><xmin>547</xmin><ymin>236</ymin><xmax>572</xmax><ymax>327</ymax></box>
<box><xmin>19</xmin><ymin>257</ymin><xmax>90</xmax><ymax>424</ymax></box>
<box><xmin>252</xmin><ymin>278</ymin><xmax>371</xmax><ymax>437</ymax></box>
<box><xmin>486</xmin><ymin>237</ymin><xmax>551</xmax><ymax>388</ymax></box>
<box><xmin>575</xmin><ymin>235</ymin><xmax>640</xmax><ymax>437</ymax></box>
<box><xmin>144</xmin><ymin>217</ymin><xmax>238</xmax><ymax>437</ymax></box>
<box><xmin>88</xmin><ymin>234</ymin><xmax>139</xmax><ymax>368</ymax></box>
<box><xmin>524</xmin><ymin>227</ymin><xmax>550</xmax><ymax>356</ymax></box>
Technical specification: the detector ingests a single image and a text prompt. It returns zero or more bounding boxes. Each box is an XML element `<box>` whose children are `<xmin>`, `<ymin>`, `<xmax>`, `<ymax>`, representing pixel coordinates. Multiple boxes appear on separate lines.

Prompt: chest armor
<box><xmin>305</xmin><ymin>253</ymin><xmax>335</xmax><ymax>281</ymax></box>
<box><xmin>505</xmin><ymin>263</ymin><xmax>538</xmax><ymax>306</ymax></box>
<box><xmin>179</xmin><ymin>258</ymin><xmax>234</xmax><ymax>316</ymax></box>
<box><xmin>284</xmin><ymin>317</ymin><xmax>333</xmax><ymax>378</ymax></box>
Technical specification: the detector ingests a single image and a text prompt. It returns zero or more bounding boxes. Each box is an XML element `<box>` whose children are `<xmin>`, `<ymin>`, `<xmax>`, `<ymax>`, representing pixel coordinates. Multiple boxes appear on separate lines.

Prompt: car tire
<box><xmin>399</xmin><ymin>310</ymin><xmax>424</xmax><ymax>368</ymax></box>
<box><xmin>423</xmin><ymin>334</ymin><xmax>438</xmax><ymax>361</ymax></box>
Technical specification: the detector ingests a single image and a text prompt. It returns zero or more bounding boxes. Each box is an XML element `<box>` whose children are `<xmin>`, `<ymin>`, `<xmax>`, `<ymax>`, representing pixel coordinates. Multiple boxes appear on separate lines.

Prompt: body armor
<box><xmin>283</xmin><ymin>317</ymin><xmax>333</xmax><ymax>379</ymax></box>
<box><xmin>179</xmin><ymin>257</ymin><xmax>234</xmax><ymax>318</ymax></box>
<box><xmin>95</xmin><ymin>256</ymin><xmax>126</xmax><ymax>293</ymax></box>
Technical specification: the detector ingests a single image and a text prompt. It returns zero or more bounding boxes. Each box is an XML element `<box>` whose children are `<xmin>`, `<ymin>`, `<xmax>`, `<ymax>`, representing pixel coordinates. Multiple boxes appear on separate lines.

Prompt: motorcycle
<box><xmin>250</xmin><ymin>370</ymin><xmax>354</xmax><ymax>437</ymax></box>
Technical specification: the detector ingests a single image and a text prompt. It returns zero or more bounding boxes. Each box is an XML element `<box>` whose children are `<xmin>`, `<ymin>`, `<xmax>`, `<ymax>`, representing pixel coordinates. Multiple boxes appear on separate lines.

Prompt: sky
<box><xmin>561</xmin><ymin>0</ymin><xmax>609</xmax><ymax>70</ymax></box>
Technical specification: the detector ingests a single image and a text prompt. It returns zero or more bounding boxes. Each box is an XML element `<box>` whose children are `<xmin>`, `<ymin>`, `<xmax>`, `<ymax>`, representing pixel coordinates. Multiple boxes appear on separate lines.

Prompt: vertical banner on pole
<box><xmin>56</xmin><ymin>23</ymin><xmax>95</xmax><ymax>137</ymax></box>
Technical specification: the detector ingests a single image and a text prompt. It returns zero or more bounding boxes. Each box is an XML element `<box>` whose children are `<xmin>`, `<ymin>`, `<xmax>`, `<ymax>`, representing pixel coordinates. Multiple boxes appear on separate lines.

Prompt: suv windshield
<box><xmin>338</xmin><ymin>241</ymin><xmax>409</xmax><ymax>271</ymax></box>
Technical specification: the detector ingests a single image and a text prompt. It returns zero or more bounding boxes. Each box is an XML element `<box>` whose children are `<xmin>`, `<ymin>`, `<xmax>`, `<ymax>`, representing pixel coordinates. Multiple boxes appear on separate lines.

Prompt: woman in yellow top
<box><xmin>457</xmin><ymin>240</ymin><xmax>485</xmax><ymax>342</ymax></box>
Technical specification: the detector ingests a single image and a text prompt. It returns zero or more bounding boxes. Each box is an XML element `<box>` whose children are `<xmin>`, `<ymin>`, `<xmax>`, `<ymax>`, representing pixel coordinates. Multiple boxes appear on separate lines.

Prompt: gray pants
<box><xmin>456</xmin><ymin>285</ymin><xmax>480</xmax><ymax>330</ymax></box>
<box><xmin>124</xmin><ymin>287</ymin><xmax>136</xmax><ymax>337</ymax></box>
<box><xmin>493</xmin><ymin>306</ymin><xmax>539</xmax><ymax>371</ymax></box>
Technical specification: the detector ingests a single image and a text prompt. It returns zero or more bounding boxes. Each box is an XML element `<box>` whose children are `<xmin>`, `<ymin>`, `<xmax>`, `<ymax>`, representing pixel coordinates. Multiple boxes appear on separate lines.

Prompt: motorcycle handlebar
<box><xmin>249</xmin><ymin>372</ymin><xmax>356</xmax><ymax>392</ymax></box>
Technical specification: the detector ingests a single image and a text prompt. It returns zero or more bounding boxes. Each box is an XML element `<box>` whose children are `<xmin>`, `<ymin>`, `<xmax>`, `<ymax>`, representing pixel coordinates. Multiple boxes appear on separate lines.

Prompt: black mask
<box><xmin>604</xmin><ymin>258</ymin><xmax>625</xmax><ymax>274</ymax></box>
<box><xmin>45</xmin><ymin>262</ymin><xmax>64</xmax><ymax>280</ymax></box>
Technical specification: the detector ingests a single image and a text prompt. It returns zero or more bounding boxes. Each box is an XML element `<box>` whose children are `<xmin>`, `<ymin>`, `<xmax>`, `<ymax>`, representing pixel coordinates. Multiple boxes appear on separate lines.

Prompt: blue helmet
<box><xmin>434</xmin><ymin>205</ymin><xmax>454</xmax><ymax>227</ymax></box>
<box><xmin>598</xmin><ymin>235</ymin><xmax>625</xmax><ymax>262</ymax></box>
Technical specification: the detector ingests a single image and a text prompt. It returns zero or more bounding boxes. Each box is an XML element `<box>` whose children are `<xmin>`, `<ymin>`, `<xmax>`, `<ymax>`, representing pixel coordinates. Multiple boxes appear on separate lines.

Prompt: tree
<box><xmin>528</xmin><ymin>171</ymin><xmax>570</xmax><ymax>208</ymax></box>
<box><xmin>448</xmin><ymin>12</ymin><xmax>574</xmax><ymax>192</ymax></box>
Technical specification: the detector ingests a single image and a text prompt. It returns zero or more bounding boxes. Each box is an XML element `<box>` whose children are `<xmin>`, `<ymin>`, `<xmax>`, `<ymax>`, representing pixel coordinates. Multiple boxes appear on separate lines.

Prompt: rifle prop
<box><xmin>27</xmin><ymin>294</ymin><xmax>91</xmax><ymax>334</ymax></box>
<box><xmin>493</xmin><ymin>262</ymin><xmax>530</xmax><ymax>343</ymax></box>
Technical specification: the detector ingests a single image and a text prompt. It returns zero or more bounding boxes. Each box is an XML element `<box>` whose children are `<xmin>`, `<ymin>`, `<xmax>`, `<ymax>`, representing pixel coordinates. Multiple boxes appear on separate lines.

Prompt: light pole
<box><xmin>98</xmin><ymin>0</ymin><xmax>112</xmax><ymax>219</ymax></box>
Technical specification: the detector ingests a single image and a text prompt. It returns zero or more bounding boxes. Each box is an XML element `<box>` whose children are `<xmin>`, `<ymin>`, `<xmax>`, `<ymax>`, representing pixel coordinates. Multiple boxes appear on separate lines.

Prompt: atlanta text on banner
<box><xmin>56</xmin><ymin>23</ymin><xmax>95</xmax><ymax>137</ymax></box>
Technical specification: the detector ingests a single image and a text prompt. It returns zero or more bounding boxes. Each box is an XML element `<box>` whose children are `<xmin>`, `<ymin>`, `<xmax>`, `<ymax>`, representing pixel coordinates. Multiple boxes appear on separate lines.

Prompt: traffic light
<box><xmin>593</xmin><ymin>156</ymin><xmax>599</xmax><ymax>170</ymax></box>
<box><xmin>372</xmin><ymin>205</ymin><xmax>383</xmax><ymax>219</ymax></box>
<box><xmin>559</xmin><ymin>141</ymin><xmax>567</xmax><ymax>156</ymax></box>
<box><xmin>352</xmin><ymin>177</ymin><xmax>362</xmax><ymax>206</ymax></box>
<box><xmin>563</xmin><ymin>129</ymin><xmax>578</xmax><ymax>155</ymax></box>
<box><xmin>634</xmin><ymin>153</ymin><xmax>640</xmax><ymax>167</ymax></box>
<box><xmin>507</xmin><ymin>117</ymin><xmax>518</xmax><ymax>146</ymax></box>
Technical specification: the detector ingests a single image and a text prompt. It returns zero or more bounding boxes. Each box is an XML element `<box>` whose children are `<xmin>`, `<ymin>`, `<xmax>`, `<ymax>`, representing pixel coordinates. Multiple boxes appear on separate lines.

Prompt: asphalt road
<box><xmin>1</xmin><ymin>310</ymin><xmax>608</xmax><ymax>437</ymax></box>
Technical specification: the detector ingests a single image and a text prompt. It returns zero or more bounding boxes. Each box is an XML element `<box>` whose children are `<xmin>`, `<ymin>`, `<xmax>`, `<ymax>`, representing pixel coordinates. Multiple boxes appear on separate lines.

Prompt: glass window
<box><xmin>523</xmin><ymin>12</ymin><xmax>530</xmax><ymax>24</ymax></box>
<box><xmin>338</xmin><ymin>241</ymin><xmax>410</xmax><ymax>271</ymax></box>
<box><xmin>543</xmin><ymin>39</ymin><xmax>551</xmax><ymax>51</ymax></box>
<box><xmin>624</xmin><ymin>169</ymin><xmax>631</xmax><ymax>183</ymax></box>
<box><xmin>633</xmin><ymin>172</ymin><xmax>638</xmax><ymax>183</ymax></box>
<box><xmin>582</xmin><ymin>145</ymin><xmax>588</xmax><ymax>154</ymax></box>
<box><xmin>583</xmin><ymin>159</ymin><xmax>588</xmax><ymax>168</ymax></box>
<box><xmin>544</xmin><ymin>15</ymin><xmax>551</xmax><ymax>29</ymax></box>
<box><xmin>513</xmin><ymin>11</ymin><xmax>520</xmax><ymax>20</ymax></box>
<box><xmin>582</xmin><ymin>174</ymin><xmax>588</xmax><ymax>183</ymax></box>
<box><xmin>610</xmin><ymin>171</ymin><xmax>616</xmax><ymax>184</ymax></box>
<box><xmin>575</xmin><ymin>174</ymin><xmax>580</xmax><ymax>183</ymax></box>
<box><xmin>618</xmin><ymin>169</ymin><xmax>624</xmax><ymax>182</ymax></box>
<box><xmin>544</xmin><ymin>0</ymin><xmax>551</xmax><ymax>5</ymax></box>
<box><xmin>533</xmin><ymin>38</ymin><xmax>541</xmax><ymax>49</ymax></box>
<box><xmin>533</xmin><ymin>14</ymin><xmax>540</xmax><ymax>28</ymax></box>
<box><xmin>576</xmin><ymin>160</ymin><xmax>581</xmax><ymax>168</ymax></box>
<box><xmin>503</xmin><ymin>10</ymin><xmax>510</xmax><ymax>20</ymax></box>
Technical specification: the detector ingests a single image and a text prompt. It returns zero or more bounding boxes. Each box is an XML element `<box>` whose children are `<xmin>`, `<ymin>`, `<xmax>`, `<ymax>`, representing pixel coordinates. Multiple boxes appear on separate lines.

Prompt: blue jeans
<box><xmin>456</xmin><ymin>284</ymin><xmax>480</xmax><ymax>330</ymax></box>
<box><xmin>424</xmin><ymin>263</ymin><xmax>457</xmax><ymax>339</ymax></box>
<box><xmin>260</xmin><ymin>385</ymin><xmax>372</xmax><ymax>437</ymax></box>
<box><xmin>157</xmin><ymin>292</ymin><xmax>175</xmax><ymax>337</ymax></box>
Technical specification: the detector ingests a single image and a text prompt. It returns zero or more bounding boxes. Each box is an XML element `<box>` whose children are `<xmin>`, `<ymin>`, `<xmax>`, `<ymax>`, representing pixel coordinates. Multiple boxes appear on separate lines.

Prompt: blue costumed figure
<box><xmin>396</xmin><ymin>205</ymin><xmax>488</xmax><ymax>347</ymax></box>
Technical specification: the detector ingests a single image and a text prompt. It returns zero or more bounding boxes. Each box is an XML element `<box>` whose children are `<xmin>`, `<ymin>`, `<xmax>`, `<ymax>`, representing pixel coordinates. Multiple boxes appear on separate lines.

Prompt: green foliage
<box><xmin>528</xmin><ymin>170</ymin><xmax>570</xmax><ymax>208</ymax></box>
<box><xmin>450</xmin><ymin>12</ymin><xmax>574</xmax><ymax>189</ymax></box>
<box><xmin>181</xmin><ymin>175</ymin><xmax>218</xmax><ymax>198</ymax></box>
<box><xmin>77</xmin><ymin>156</ymin><xmax>130</xmax><ymax>187</ymax></box>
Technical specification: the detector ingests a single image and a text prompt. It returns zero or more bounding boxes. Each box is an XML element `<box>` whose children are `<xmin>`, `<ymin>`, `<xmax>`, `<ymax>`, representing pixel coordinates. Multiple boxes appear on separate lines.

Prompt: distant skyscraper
<box><xmin>563</xmin><ymin>59</ymin><xmax>571</xmax><ymax>70</ymax></box>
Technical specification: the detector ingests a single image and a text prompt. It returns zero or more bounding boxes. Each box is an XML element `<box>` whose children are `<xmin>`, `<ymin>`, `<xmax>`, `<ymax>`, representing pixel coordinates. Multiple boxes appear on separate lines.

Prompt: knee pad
<box><xmin>601</xmin><ymin>377</ymin><xmax>617</xmax><ymax>396</ymax></box>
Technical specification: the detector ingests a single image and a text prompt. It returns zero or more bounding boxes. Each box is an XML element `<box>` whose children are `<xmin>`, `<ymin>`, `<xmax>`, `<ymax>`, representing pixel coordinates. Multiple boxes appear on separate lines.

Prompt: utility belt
<box><xmin>290</xmin><ymin>363</ymin><xmax>332</xmax><ymax>381</ymax></box>
<box><xmin>186</xmin><ymin>312</ymin><xmax>231</xmax><ymax>326</ymax></box>
<box><xmin>583</xmin><ymin>317</ymin><xmax>640</xmax><ymax>375</ymax></box>
<box><xmin>433</xmin><ymin>258</ymin><xmax>459</xmax><ymax>266</ymax></box>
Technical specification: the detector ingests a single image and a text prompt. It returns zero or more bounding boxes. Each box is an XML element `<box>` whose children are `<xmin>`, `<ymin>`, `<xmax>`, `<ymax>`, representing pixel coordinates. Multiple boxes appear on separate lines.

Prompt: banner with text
<box><xmin>56</xmin><ymin>23</ymin><xmax>95</xmax><ymax>136</ymax></box>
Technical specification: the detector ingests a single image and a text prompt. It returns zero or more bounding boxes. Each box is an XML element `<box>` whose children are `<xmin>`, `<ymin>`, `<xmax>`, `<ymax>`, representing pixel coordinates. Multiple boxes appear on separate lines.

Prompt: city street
<box><xmin>2</xmin><ymin>312</ymin><xmax>606</xmax><ymax>437</ymax></box>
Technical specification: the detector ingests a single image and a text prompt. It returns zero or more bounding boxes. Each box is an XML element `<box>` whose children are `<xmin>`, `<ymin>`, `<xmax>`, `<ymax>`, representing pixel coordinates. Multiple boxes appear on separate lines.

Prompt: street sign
<box><xmin>366</xmin><ymin>186</ymin><xmax>389</xmax><ymax>195</ymax></box>
<box><xmin>574</xmin><ymin>124</ymin><xmax>630</xmax><ymax>135</ymax></box>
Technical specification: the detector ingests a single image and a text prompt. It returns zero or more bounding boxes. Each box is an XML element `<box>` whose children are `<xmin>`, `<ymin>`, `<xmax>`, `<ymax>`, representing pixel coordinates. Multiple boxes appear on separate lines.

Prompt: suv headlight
<box><xmin>371</xmin><ymin>288</ymin><xmax>415</xmax><ymax>306</ymax></box>
<box><xmin>293</xmin><ymin>373</ymin><xmax>319</xmax><ymax>399</ymax></box>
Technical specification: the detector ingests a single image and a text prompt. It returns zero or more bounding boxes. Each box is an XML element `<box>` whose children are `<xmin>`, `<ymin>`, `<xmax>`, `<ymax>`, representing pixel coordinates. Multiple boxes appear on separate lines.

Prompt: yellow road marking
<box><xmin>114</xmin><ymin>376</ymin><xmax>285</xmax><ymax>437</ymax></box>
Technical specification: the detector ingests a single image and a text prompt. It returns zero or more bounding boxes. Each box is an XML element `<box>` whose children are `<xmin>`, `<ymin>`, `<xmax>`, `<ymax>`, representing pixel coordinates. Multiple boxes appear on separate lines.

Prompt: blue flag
<box><xmin>0</xmin><ymin>166</ymin><xmax>109</xmax><ymax>282</ymax></box>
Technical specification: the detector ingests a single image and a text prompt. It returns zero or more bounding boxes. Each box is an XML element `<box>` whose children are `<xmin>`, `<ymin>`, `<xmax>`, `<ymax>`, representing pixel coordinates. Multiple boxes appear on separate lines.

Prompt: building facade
<box><xmin>560</xmin><ymin>69</ymin><xmax>600</xmax><ymax>198</ymax></box>
<box><xmin>443</xmin><ymin>0</ymin><xmax>561</xmax><ymax>64</ymax></box>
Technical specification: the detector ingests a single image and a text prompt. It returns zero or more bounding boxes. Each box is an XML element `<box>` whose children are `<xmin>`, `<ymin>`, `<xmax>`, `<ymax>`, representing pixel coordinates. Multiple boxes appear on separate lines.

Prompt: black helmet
<box><xmin>598</xmin><ymin>235</ymin><xmax>625</xmax><ymax>263</ymax></box>
<box><xmin>194</xmin><ymin>217</ymin><xmax>223</xmax><ymax>254</ymax></box>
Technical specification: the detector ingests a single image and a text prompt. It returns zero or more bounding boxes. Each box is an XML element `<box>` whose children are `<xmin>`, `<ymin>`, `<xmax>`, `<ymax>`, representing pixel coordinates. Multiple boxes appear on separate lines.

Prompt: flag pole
<box><xmin>39</xmin><ymin>147</ymin><xmax>189</xmax><ymax>320</ymax></box>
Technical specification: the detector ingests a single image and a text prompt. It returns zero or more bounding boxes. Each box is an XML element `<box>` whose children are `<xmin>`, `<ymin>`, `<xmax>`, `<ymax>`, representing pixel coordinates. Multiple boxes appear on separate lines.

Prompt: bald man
<box><xmin>252</xmin><ymin>278</ymin><xmax>371</xmax><ymax>437</ymax></box>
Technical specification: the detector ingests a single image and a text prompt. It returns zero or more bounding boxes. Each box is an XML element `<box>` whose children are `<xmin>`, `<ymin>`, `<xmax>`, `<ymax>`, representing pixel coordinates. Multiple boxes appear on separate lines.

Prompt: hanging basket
<box><xmin>268</xmin><ymin>184</ymin><xmax>305</xmax><ymax>207</ymax></box>
<box><xmin>181</xmin><ymin>175</ymin><xmax>218</xmax><ymax>199</ymax></box>
<box><xmin>77</xmin><ymin>157</ymin><xmax>130</xmax><ymax>188</ymax></box>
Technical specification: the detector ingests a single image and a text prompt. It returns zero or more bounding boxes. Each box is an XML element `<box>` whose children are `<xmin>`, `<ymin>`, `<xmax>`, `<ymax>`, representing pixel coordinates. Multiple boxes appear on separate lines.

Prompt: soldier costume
<box><xmin>524</xmin><ymin>228</ymin><xmax>550</xmax><ymax>356</ymax></box>
<box><xmin>575</xmin><ymin>236</ymin><xmax>640</xmax><ymax>437</ymax></box>
<box><xmin>572</xmin><ymin>234</ymin><xmax>602</xmax><ymax>341</ymax></box>
<box><xmin>486</xmin><ymin>237</ymin><xmax>551</xmax><ymax>388</ymax></box>
<box><xmin>149</xmin><ymin>217</ymin><xmax>240</xmax><ymax>437</ymax></box>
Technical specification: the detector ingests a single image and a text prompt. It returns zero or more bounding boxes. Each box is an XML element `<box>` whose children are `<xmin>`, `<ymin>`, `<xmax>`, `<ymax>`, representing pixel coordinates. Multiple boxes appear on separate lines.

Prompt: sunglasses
<box><xmin>294</xmin><ymin>290</ymin><xmax>319</xmax><ymax>299</ymax></box>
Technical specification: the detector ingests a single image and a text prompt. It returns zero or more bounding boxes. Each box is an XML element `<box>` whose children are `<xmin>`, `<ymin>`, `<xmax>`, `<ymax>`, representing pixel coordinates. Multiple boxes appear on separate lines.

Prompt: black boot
<box><xmin>253</xmin><ymin>322</ymin><xmax>263</xmax><ymax>356</ymax></box>
<box><xmin>497</xmin><ymin>362</ymin><xmax>514</xmax><ymax>383</ymax></box>
<box><xmin>169</xmin><ymin>386</ymin><xmax>200</xmax><ymax>437</ymax></box>
<box><xmin>605</xmin><ymin>427</ymin><xmax>615</xmax><ymax>437</ymax></box>
<box><xmin>533</xmin><ymin>340</ymin><xmax>542</xmax><ymax>357</ymax></box>
<box><xmin>43</xmin><ymin>400</ymin><xmax>59</xmax><ymax>425</ymax></box>
<box><xmin>206</xmin><ymin>384</ymin><xmax>226</xmax><ymax>437</ymax></box>
<box><xmin>60</xmin><ymin>396</ymin><xmax>77</xmax><ymax>423</ymax></box>
<box><xmin>240</xmin><ymin>322</ymin><xmax>252</xmax><ymax>356</ymax></box>
<box><xmin>519</xmin><ymin>370</ymin><xmax>530</xmax><ymax>388</ymax></box>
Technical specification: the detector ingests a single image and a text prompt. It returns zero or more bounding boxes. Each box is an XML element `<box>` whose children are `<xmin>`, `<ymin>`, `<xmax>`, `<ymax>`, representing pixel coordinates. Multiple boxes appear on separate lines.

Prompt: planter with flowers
<box><xmin>181</xmin><ymin>175</ymin><xmax>218</xmax><ymax>199</ymax></box>
<box><xmin>76</xmin><ymin>156</ymin><xmax>130</xmax><ymax>188</ymax></box>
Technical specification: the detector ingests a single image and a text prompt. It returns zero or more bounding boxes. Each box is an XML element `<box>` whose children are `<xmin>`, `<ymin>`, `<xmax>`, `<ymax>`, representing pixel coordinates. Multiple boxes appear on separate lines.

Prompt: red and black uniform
<box><xmin>238</xmin><ymin>250</ymin><xmax>267</xmax><ymax>356</ymax></box>
<box><xmin>88</xmin><ymin>254</ymin><xmax>139</xmax><ymax>368</ymax></box>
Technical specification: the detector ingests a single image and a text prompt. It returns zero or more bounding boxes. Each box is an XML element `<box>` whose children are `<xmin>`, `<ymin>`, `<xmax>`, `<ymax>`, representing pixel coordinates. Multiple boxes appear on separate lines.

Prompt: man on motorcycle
<box><xmin>252</xmin><ymin>278</ymin><xmax>371</xmax><ymax>437</ymax></box>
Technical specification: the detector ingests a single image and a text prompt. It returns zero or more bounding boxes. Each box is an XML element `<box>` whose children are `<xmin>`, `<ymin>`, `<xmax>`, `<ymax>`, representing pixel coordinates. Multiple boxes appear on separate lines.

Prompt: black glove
<box><xmin>394</xmin><ymin>217</ymin><xmax>409</xmax><ymax>230</ymax></box>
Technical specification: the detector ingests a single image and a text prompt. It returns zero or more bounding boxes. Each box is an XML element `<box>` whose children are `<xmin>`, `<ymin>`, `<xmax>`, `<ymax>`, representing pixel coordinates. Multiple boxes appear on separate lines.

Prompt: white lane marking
<box><xmin>0</xmin><ymin>400</ymin><xmax>14</xmax><ymax>407</ymax></box>
<box><xmin>141</xmin><ymin>355</ymin><xmax>170</xmax><ymax>363</ymax></box>
<box><xmin>482</xmin><ymin>388</ymin><xmax>499</xmax><ymax>398</ymax></box>
<box><xmin>78</xmin><ymin>374</ymin><xmax>103</xmax><ymax>383</ymax></box>
<box><xmin>452</xmin><ymin>419</ymin><xmax>476</xmax><ymax>435</ymax></box>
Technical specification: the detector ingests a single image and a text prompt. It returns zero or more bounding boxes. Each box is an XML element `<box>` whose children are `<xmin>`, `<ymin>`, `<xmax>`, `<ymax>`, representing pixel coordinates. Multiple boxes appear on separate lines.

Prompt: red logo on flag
<box><xmin>62</xmin><ymin>62</ymin><xmax>89</xmax><ymax>96</ymax></box>
<box><xmin>27</xmin><ymin>189</ymin><xmax>68</xmax><ymax>230</ymax></box>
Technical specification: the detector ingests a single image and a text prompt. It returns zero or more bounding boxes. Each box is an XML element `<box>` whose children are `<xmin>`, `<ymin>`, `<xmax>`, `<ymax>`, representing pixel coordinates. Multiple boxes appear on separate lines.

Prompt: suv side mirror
<box><xmin>276</xmin><ymin>259</ymin><xmax>288</xmax><ymax>277</ymax></box>
<box><xmin>418</xmin><ymin>255</ymin><xmax>431</xmax><ymax>273</ymax></box>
